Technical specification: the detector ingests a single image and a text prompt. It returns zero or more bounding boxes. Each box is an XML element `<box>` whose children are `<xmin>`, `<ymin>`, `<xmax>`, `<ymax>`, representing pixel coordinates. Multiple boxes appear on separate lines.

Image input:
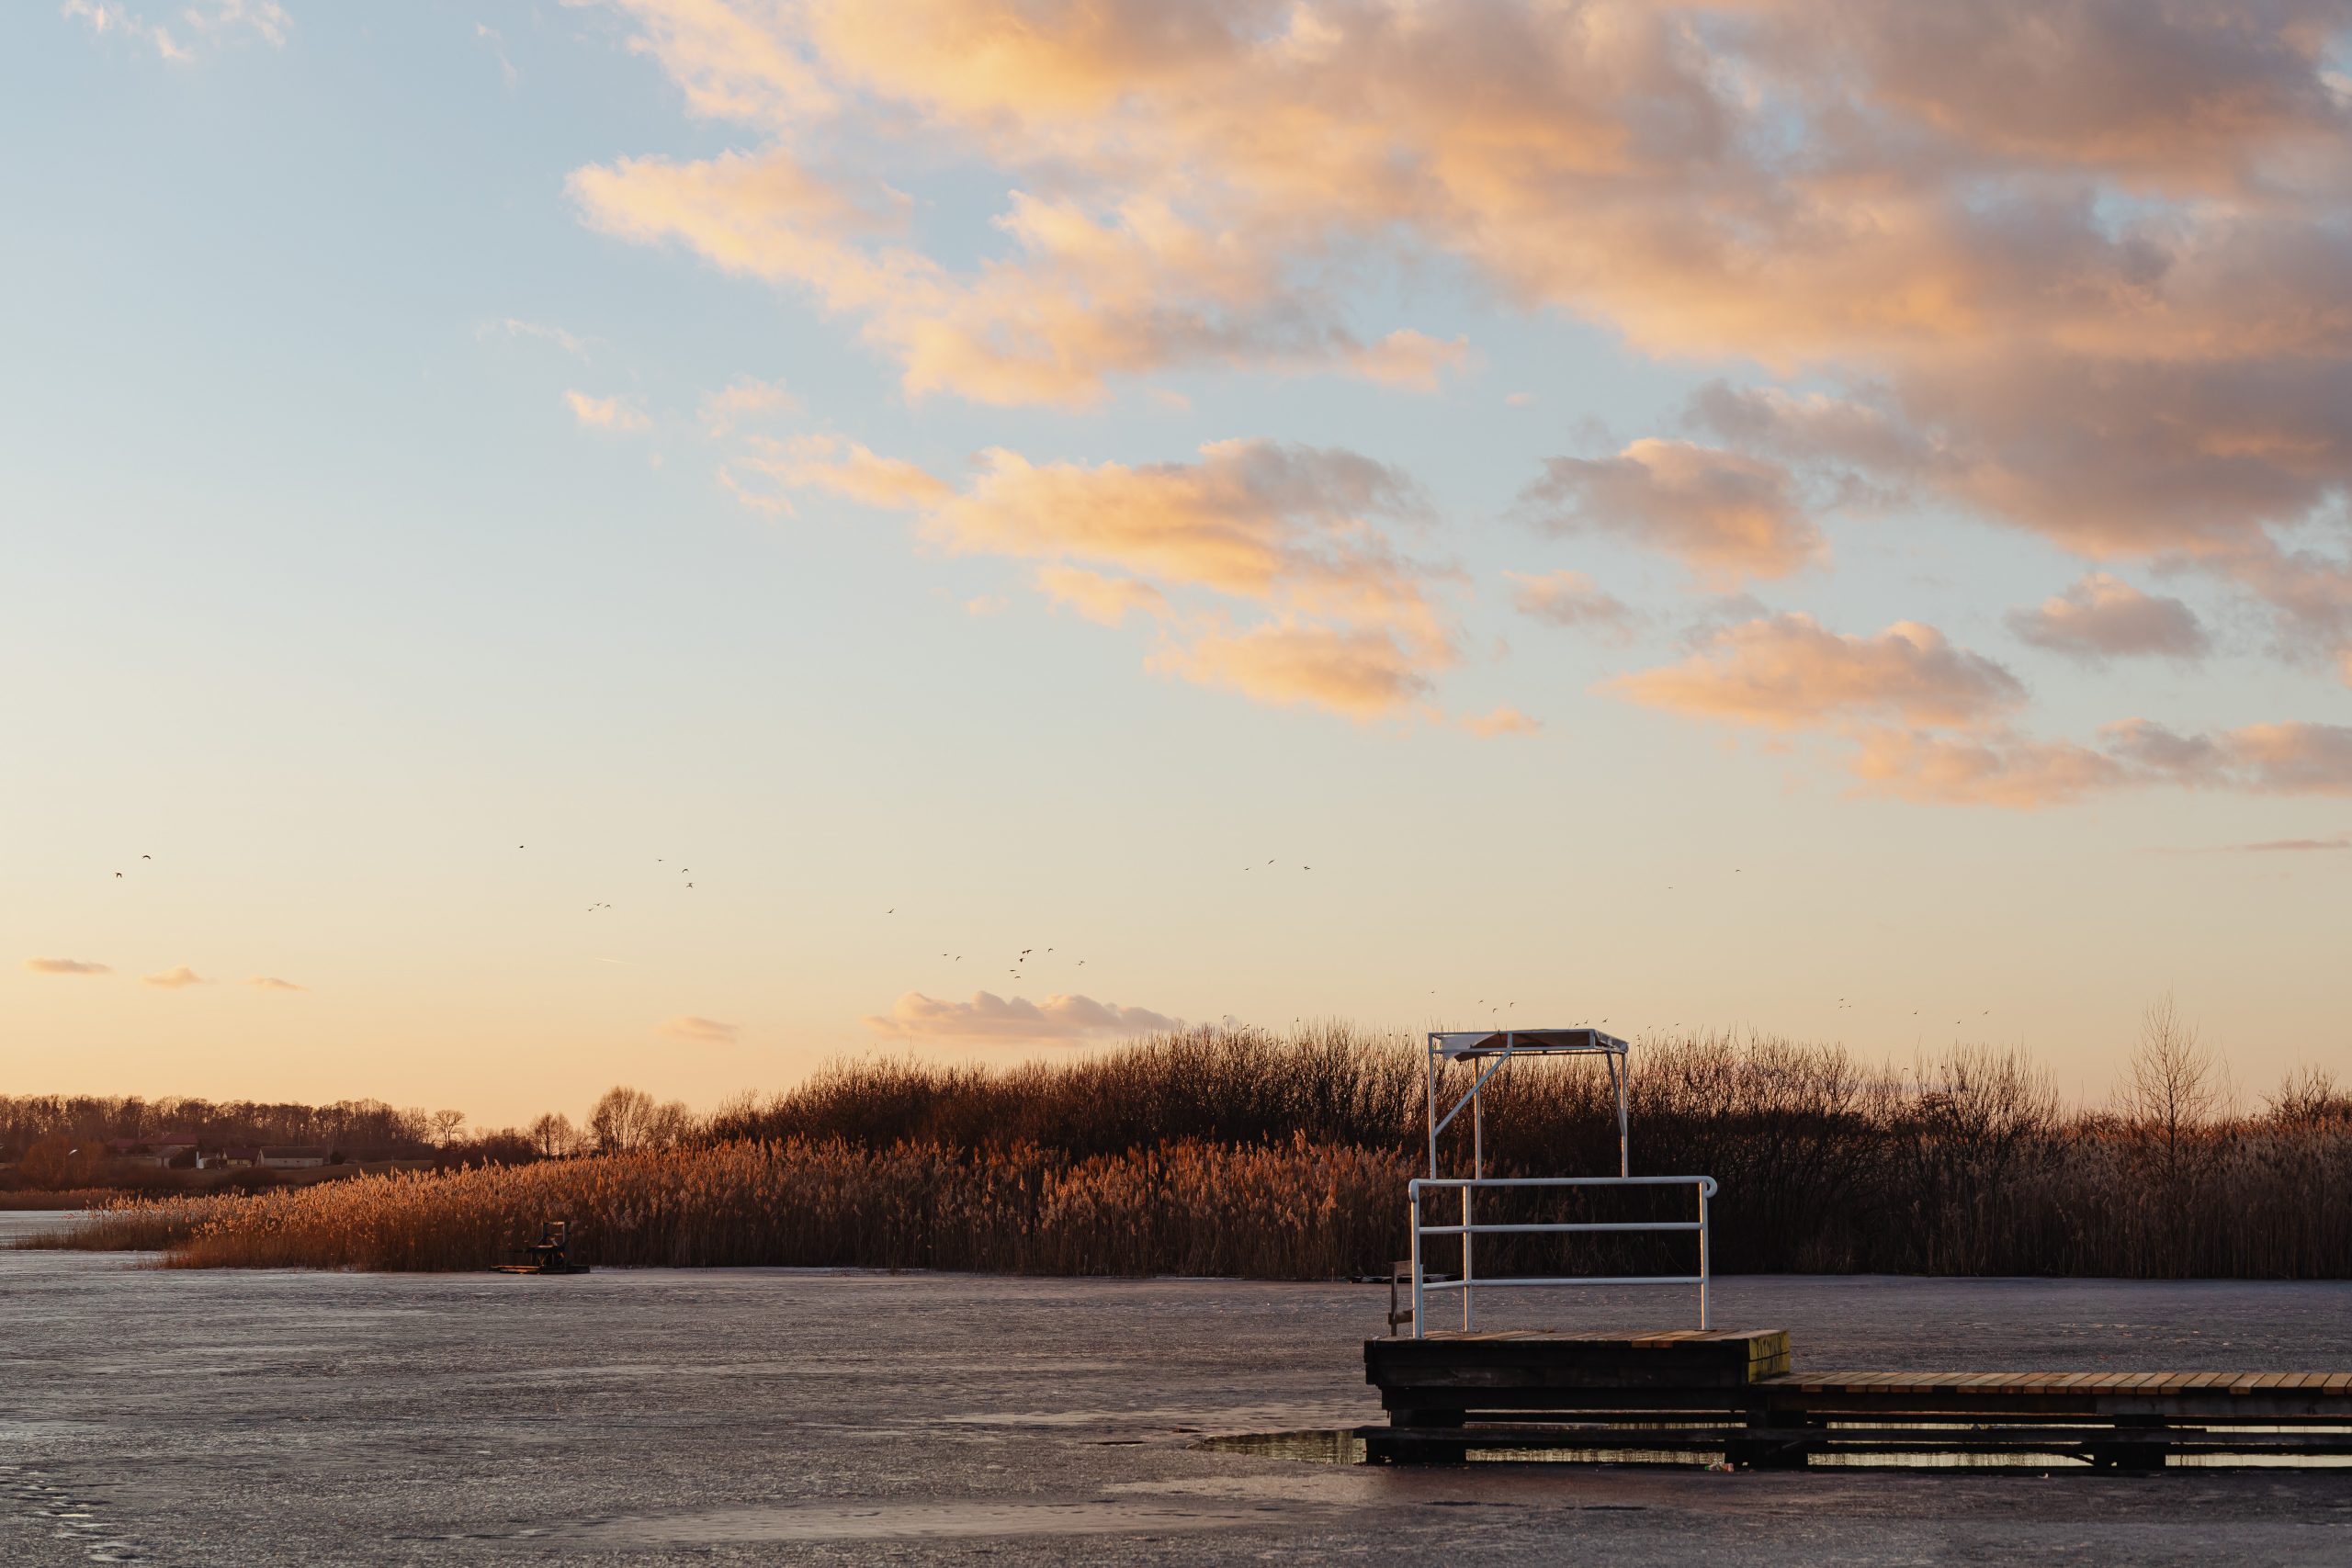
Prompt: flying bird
<box><xmin>114</xmin><ymin>872</ymin><xmax>122</xmax><ymax>877</ymax></box>
<box><xmin>141</xmin><ymin>854</ymin><xmax>151</xmax><ymax>860</ymax></box>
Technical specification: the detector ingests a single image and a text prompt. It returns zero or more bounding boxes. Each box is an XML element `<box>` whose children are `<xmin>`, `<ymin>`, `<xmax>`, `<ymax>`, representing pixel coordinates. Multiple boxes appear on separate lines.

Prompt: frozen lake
<box><xmin>4</xmin><ymin>1213</ymin><xmax>2349</xmax><ymax>1564</ymax></box>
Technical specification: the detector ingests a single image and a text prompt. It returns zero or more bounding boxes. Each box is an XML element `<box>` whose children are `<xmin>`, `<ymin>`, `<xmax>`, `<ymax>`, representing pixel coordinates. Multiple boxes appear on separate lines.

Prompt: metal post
<box><xmin>1424</xmin><ymin>1039</ymin><xmax>1441</xmax><ymax>1181</ymax></box>
<box><xmin>1408</xmin><ymin>1183</ymin><xmax>1425</xmax><ymax>1339</ymax></box>
<box><xmin>1696</xmin><ymin>1181</ymin><xmax>1711</xmax><ymax>1331</ymax></box>
<box><xmin>1465</xmin><ymin>1092</ymin><xmax>1482</xmax><ymax>1331</ymax></box>
<box><xmin>1611</xmin><ymin>1052</ymin><xmax>1630</xmax><ymax>1178</ymax></box>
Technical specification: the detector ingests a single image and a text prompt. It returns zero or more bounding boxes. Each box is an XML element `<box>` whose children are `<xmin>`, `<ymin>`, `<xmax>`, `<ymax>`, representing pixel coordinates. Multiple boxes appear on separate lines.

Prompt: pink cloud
<box><xmin>1506</xmin><ymin>569</ymin><xmax>1640</xmax><ymax>641</ymax></box>
<box><xmin>1611</xmin><ymin>614</ymin><xmax>2025</xmax><ymax>731</ymax></box>
<box><xmin>1463</xmin><ymin>705</ymin><xmax>1542</xmax><ymax>739</ymax></box>
<box><xmin>26</xmin><ymin>957</ymin><xmax>110</xmax><ymax>976</ymax></box>
<box><xmin>2006</xmin><ymin>573</ymin><xmax>2210</xmax><ymax>662</ymax></box>
<box><xmin>864</xmin><ymin>990</ymin><xmax>1181</xmax><ymax>1044</ymax></box>
<box><xmin>1521</xmin><ymin>440</ymin><xmax>1823</xmax><ymax>587</ymax></box>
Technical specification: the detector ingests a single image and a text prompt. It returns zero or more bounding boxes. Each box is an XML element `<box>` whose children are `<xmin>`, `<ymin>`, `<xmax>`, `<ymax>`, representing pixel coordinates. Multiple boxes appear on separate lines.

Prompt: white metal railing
<box><xmin>1405</xmin><ymin>1174</ymin><xmax>1717</xmax><ymax>1337</ymax></box>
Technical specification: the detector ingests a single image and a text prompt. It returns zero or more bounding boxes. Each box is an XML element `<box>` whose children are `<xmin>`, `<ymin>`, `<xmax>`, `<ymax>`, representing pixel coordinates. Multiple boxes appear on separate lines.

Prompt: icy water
<box><xmin>4</xmin><ymin>1213</ymin><xmax>2349</xmax><ymax>1564</ymax></box>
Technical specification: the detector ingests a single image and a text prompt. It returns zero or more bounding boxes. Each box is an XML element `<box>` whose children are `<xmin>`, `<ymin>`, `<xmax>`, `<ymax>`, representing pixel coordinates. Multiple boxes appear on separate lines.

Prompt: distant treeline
<box><xmin>0</xmin><ymin>1095</ymin><xmax>438</xmax><ymax>1161</ymax></box>
<box><xmin>0</xmin><ymin>1086</ymin><xmax>696</xmax><ymax>1192</ymax></box>
<box><xmin>30</xmin><ymin>1010</ymin><xmax>2352</xmax><ymax>1279</ymax></box>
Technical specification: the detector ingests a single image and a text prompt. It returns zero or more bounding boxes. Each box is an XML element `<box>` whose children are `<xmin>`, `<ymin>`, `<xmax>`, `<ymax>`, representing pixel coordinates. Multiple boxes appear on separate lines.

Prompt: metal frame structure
<box><xmin>1407</xmin><ymin>1028</ymin><xmax>1716</xmax><ymax>1336</ymax></box>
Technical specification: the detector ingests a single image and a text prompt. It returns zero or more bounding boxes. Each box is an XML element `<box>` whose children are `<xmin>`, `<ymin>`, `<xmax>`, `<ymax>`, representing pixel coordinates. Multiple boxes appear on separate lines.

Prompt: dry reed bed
<box><xmin>25</xmin><ymin>1026</ymin><xmax>2352</xmax><ymax>1278</ymax></box>
<box><xmin>29</xmin><ymin>1137</ymin><xmax>1408</xmax><ymax>1276</ymax></box>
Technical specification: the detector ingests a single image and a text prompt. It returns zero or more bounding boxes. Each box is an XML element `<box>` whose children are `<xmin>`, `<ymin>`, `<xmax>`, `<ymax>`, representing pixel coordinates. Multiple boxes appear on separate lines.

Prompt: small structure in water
<box><xmin>1397</xmin><ymin>1027</ymin><xmax>1716</xmax><ymax>1337</ymax></box>
<box><xmin>1364</xmin><ymin>1028</ymin><xmax>2352</xmax><ymax>1468</ymax></box>
<box><xmin>495</xmin><ymin>1220</ymin><xmax>590</xmax><ymax>1275</ymax></box>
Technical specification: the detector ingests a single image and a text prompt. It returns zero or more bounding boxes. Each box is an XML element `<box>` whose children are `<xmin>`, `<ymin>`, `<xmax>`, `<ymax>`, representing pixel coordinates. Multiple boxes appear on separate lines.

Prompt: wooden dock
<box><xmin>1363</xmin><ymin>1330</ymin><xmax>2352</xmax><ymax>1468</ymax></box>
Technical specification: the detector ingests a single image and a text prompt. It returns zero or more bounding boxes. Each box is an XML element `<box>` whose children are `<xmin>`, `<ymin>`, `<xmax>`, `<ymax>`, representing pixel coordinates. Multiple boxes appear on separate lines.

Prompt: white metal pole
<box><xmin>1697</xmin><ymin>1181</ymin><xmax>1711</xmax><ymax>1331</ymax></box>
<box><xmin>1466</xmin><ymin>1092</ymin><xmax>1482</xmax><ymax>1332</ymax></box>
<box><xmin>1409</xmin><ymin>1183</ymin><xmax>1425</xmax><ymax>1339</ymax></box>
<box><xmin>1613</xmin><ymin>1053</ymin><xmax>1630</xmax><ymax>1178</ymax></box>
<box><xmin>1424</xmin><ymin>1039</ymin><xmax>1441</xmax><ymax>1180</ymax></box>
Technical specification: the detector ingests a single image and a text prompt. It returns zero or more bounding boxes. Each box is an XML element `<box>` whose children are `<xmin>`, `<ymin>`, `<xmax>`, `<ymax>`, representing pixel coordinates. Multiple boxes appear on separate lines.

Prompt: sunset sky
<box><xmin>6</xmin><ymin>2</ymin><xmax>2350</xmax><ymax>1127</ymax></box>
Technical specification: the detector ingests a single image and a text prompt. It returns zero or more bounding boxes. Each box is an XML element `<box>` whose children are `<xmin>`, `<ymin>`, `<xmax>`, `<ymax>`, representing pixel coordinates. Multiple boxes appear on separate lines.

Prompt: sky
<box><xmin>5</xmin><ymin>1</ymin><xmax>2350</xmax><ymax>1129</ymax></box>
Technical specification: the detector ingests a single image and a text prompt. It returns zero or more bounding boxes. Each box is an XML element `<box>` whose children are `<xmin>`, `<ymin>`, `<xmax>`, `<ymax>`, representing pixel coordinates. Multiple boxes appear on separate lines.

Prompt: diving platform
<box><xmin>1362</xmin><ymin>1329</ymin><xmax>2352</xmax><ymax>1468</ymax></box>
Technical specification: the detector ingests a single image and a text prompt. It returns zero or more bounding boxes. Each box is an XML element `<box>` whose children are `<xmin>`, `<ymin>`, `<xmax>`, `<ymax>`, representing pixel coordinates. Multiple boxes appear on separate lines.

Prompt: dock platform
<box><xmin>1363</xmin><ymin>1330</ymin><xmax>2352</xmax><ymax>1468</ymax></box>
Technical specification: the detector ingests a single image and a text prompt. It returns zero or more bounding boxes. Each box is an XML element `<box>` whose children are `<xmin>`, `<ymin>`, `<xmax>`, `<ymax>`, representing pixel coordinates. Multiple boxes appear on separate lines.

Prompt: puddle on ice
<box><xmin>571</xmin><ymin>1498</ymin><xmax>1287</xmax><ymax>1545</ymax></box>
<box><xmin>1193</xmin><ymin>1427</ymin><xmax>2352</xmax><ymax>1470</ymax></box>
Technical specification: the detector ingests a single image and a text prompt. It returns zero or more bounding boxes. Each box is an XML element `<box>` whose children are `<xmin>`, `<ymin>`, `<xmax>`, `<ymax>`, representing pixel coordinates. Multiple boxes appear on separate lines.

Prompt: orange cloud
<box><xmin>141</xmin><ymin>965</ymin><xmax>209</xmax><ymax>989</ymax></box>
<box><xmin>1506</xmin><ymin>569</ymin><xmax>1640</xmax><ymax>641</ymax></box>
<box><xmin>1149</xmin><ymin>621</ymin><xmax>1434</xmax><ymax>720</ymax></box>
<box><xmin>572</xmin><ymin>1</ymin><xmax>2352</xmax><ymax>682</ymax></box>
<box><xmin>698</xmin><ymin>375</ymin><xmax>799</xmax><ymax>434</ymax></box>
<box><xmin>864</xmin><ymin>990</ymin><xmax>1181</xmax><ymax>1044</ymax></box>
<box><xmin>1464</xmin><ymin>705</ymin><xmax>1542</xmax><ymax>739</ymax></box>
<box><xmin>733</xmin><ymin>434</ymin><xmax>1458</xmax><ymax>717</ymax></box>
<box><xmin>1348</xmin><ymin>330</ymin><xmax>1470</xmax><ymax>390</ymax></box>
<box><xmin>2006</xmin><ymin>573</ymin><xmax>2210</xmax><ymax>662</ymax></box>
<box><xmin>2222</xmin><ymin>721</ymin><xmax>2352</xmax><ymax>795</ymax></box>
<box><xmin>1846</xmin><ymin>728</ymin><xmax>2130</xmax><ymax>809</ymax></box>
<box><xmin>658</xmin><ymin>1014</ymin><xmax>741</xmax><ymax>1044</ymax></box>
<box><xmin>245</xmin><ymin>976</ymin><xmax>305</xmax><ymax>992</ymax></box>
<box><xmin>1611</xmin><ymin>614</ymin><xmax>2025</xmax><ymax>731</ymax></box>
<box><xmin>1849</xmin><ymin>717</ymin><xmax>2352</xmax><ymax>808</ymax></box>
<box><xmin>732</xmin><ymin>434</ymin><xmax>952</xmax><ymax>509</ymax></box>
<box><xmin>564</xmin><ymin>390</ymin><xmax>650</xmax><ymax>433</ymax></box>
<box><xmin>1035</xmin><ymin>566</ymin><xmax>1170</xmax><ymax>626</ymax></box>
<box><xmin>26</xmin><ymin>957</ymin><xmax>110</xmax><ymax>976</ymax></box>
<box><xmin>1520</xmin><ymin>440</ymin><xmax>1823</xmax><ymax>587</ymax></box>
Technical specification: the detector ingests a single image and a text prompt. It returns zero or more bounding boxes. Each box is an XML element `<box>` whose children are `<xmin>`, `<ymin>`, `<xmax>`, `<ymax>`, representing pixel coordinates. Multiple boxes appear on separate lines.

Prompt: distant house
<box><xmin>257</xmin><ymin>1146</ymin><xmax>328</xmax><ymax>1169</ymax></box>
<box><xmin>201</xmin><ymin>1146</ymin><xmax>260</xmax><ymax>1169</ymax></box>
<box><xmin>103</xmin><ymin>1136</ymin><xmax>198</xmax><ymax>1168</ymax></box>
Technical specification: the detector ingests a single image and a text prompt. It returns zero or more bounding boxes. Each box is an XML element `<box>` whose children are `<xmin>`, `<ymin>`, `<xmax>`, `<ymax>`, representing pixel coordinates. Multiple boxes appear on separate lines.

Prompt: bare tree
<box><xmin>527</xmin><ymin>1111</ymin><xmax>580</xmax><ymax>1158</ymax></box>
<box><xmin>2118</xmin><ymin>993</ymin><xmax>2223</xmax><ymax>1197</ymax></box>
<box><xmin>2267</xmin><ymin>1064</ymin><xmax>2352</xmax><ymax>1127</ymax></box>
<box><xmin>590</xmin><ymin>1086</ymin><xmax>658</xmax><ymax>1153</ymax></box>
<box><xmin>645</xmin><ymin>1100</ymin><xmax>701</xmax><ymax>1148</ymax></box>
<box><xmin>427</xmin><ymin>1109</ymin><xmax>469</xmax><ymax>1147</ymax></box>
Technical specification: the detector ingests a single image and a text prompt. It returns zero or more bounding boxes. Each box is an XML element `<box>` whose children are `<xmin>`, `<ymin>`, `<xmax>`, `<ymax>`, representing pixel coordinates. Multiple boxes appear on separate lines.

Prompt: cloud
<box><xmin>964</xmin><ymin>594</ymin><xmax>1009</xmax><ymax>616</ymax></box>
<box><xmin>1519</xmin><ymin>441</ymin><xmax>1823</xmax><ymax>587</ymax></box>
<box><xmin>564</xmin><ymin>390</ymin><xmax>651</xmax><ymax>433</ymax></box>
<box><xmin>1845</xmin><ymin>728</ymin><xmax>2131</xmax><ymax>808</ymax></box>
<box><xmin>245</xmin><ymin>976</ymin><xmax>305</xmax><ymax>992</ymax></box>
<box><xmin>1347</xmin><ymin>330</ymin><xmax>1469</xmax><ymax>390</ymax></box>
<box><xmin>1506</xmin><ymin>570</ymin><xmax>1639</xmax><ymax>641</ymax></box>
<box><xmin>65</xmin><ymin>0</ymin><xmax>286</xmax><ymax>61</ymax></box>
<box><xmin>1464</xmin><ymin>705</ymin><xmax>1542</xmax><ymax>739</ymax></box>
<box><xmin>2006</xmin><ymin>573</ymin><xmax>2211</xmax><ymax>662</ymax></box>
<box><xmin>2212</xmin><ymin>835</ymin><xmax>2352</xmax><ymax>853</ymax></box>
<box><xmin>481</xmin><ymin>317</ymin><xmax>593</xmax><ymax>359</ymax></box>
<box><xmin>731</xmin><ymin>434</ymin><xmax>1457</xmax><ymax>717</ymax></box>
<box><xmin>730</xmin><ymin>433</ymin><xmax>952</xmax><ymax>509</ymax></box>
<box><xmin>864</xmin><ymin>990</ymin><xmax>1181</xmax><ymax>1045</ymax></box>
<box><xmin>1849</xmin><ymin>718</ymin><xmax>2352</xmax><ymax>808</ymax></box>
<box><xmin>2221</xmin><ymin>721</ymin><xmax>2352</xmax><ymax>795</ymax></box>
<box><xmin>1611</xmin><ymin>614</ymin><xmax>2025</xmax><ymax>731</ymax></box>
<box><xmin>1148</xmin><ymin>620</ymin><xmax>1434</xmax><ymax>719</ymax></box>
<box><xmin>578</xmin><ymin>0</ymin><xmax>2352</xmax><ymax>677</ymax></box>
<box><xmin>25</xmin><ymin>957</ymin><xmax>110</xmax><ymax>976</ymax></box>
<box><xmin>698</xmin><ymin>375</ymin><xmax>799</xmax><ymax>434</ymax></box>
<box><xmin>141</xmin><ymin>965</ymin><xmax>209</xmax><ymax>989</ymax></box>
<box><xmin>1035</xmin><ymin>565</ymin><xmax>1170</xmax><ymax>626</ymax></box>
<box><xmin>658</xmin><ymin>1014</ymin><xmax>741</xmax><ymax>1044</ymax></box>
